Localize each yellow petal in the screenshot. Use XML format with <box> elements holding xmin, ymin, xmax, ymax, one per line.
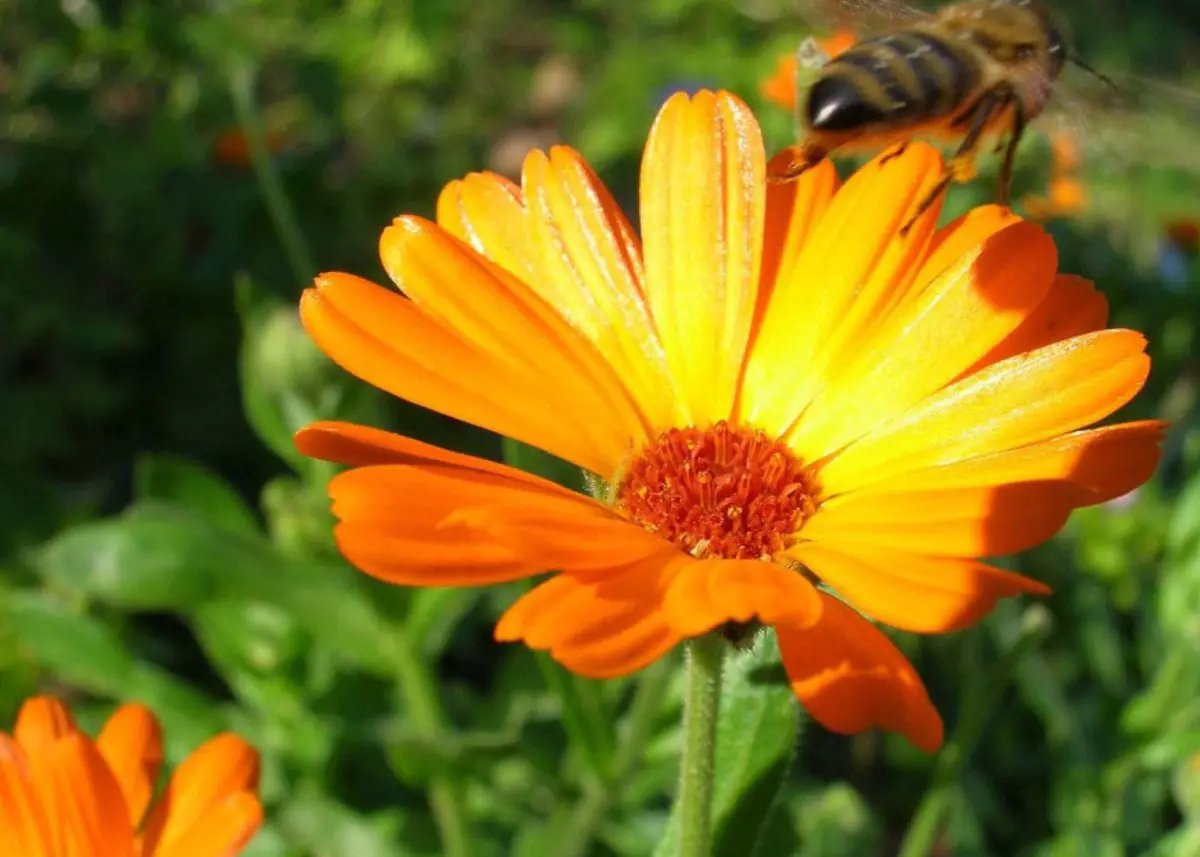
<box><xmin>741</xmin><ymin>143</ymin><xmax>946</xmax><ymax>436</ymax></box>
<box><xmin>790</xmin><ymin>221</ymin><xmax>1058</xmax><ymax>461</ymax></box>
<box><xmin>640</xmin><ymin>90</ymin><xmax>766</xmax><ymax>424</ymax></box>
<box><xmin>818</xmin><ymin>329</ymin><xmax>1151</xmax><ymax>494</ymax></box>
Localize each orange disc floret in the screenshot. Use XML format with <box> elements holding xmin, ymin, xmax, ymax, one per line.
<box><xmin>616</xmin><ymin>421</ymin><xmax>819</xmax><ymax>560</ymax></box>
<box><xmin>0</xmin><ymin>695</ymin><xmax>262</xmax><ymax>857</ymax></box>
<box><xmin>295</xmin><ymin>89</ymin><xmax>1163</xmax><ymax>753</ymax></box>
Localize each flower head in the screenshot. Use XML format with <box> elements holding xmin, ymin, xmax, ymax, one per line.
<box><xmin>1021</xmin><ymin>128</ymin><xmax>1086</xmax><ymax>221</ymax></box>
<box><xmin>0</xmin><ymin>696</ymin><xmax>262</xmax><ymax>856</ymax></box>
<box><xmin>1165</xmin><ymin>218</ymin><xmax>1200</xmax><ymax>253</ymax></box>
<box><xmin>296</xmin><ymin>90</ymin><xmax>1162</xmax><ymax>752</ymax></box>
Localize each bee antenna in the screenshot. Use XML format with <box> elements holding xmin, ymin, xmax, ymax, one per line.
<box><xmin>1070</xmin><ymin>56</ymin><xmax>1120</xmax><ymax>93</ymax></box>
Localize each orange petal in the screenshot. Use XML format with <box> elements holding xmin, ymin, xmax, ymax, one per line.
<box><xmin>295</xmin><ymin>421</ymin><xmax>585</xmax><ymax>499</ymax></box>
<box><xmin>141</xmin><ymin>733</ymin><xmax>259</xmax><ymax>857</ymax></box>
<box><xmin>800</xmin><ymin>481</ymin><xmax>1084</xmax><ymax>556</ymax></box>
<box><xmin>964</xmin><ymin>274</ymin><xmax>1109</xmax><ymax>375</ymax></box>
<box><xmin>0</xmin><ymin>736</ymin><xmax>54</xmax><ymax>857</ymax></box>
<box><xmin>776</xmin><ymin>595</ymin><xmax>943</xmax><ymax>752</ymax></box>
<box><xmin>790</xmin><ymin>221</ymin><xmax>1058</xmax><ymax>461</ymax></box>
<box><xmin>660</xmin><ymin>559</ymin><xmax>823</xmax><ymax>637</ymax></box>
<box><xmin>849</xmin><ymin>420</ymin><xmax>1166</xmax><ymax>506</ymax></box>
<box><xmin>39</xmin><ymin>732</ymin><xmax>134</xmax><ymax>857</ymax></box>
<box><xmin>152</xmin><ymin>792</ymin><xmax>262</xmax><ymax>857</ymax></box>
<box><xmin>520</xmin><ymin>148</ymin><xmax>675</xmax><ymax>427</ymax></box>
<box><xmin>741</xmin><ymin>143</ymin><xmax>946</xmax><ymax>437</ymax></box>
<box><xmin>436</xmin><ymin>171</ymin><xmax>535</xmax><ymax>283</ymax></box>
<box><xmin>753</xmin><ymin>151</ymin><xmax>839</xmax><ymax>351</ymax></box>
<box><xmin>326</xmin><ymin>458</ymin><xmax>670</xmax><ymax>585</ymax></box>
<box><xmin>301</xmin><ymin>273</ymin><xmax>623</xmax><ymax>475</ymax></box>
<box><xmin>792</xmin><ymin>542</ymin><xmax>1047</xmax><ymax>633</ymax></box>
<box><xmin>496</xmin><ymin>553</ymin><xmax>688</xmax><ymax>678</ymax></box>
<box><xmin>907</xmin><ymin>204</ymin><xmax>1021</xmax><ymax>302</ymax></box>
<box><xmin>379</xmin><ymin>216</ymin><xmax>651</xmax><ymax>456</ymax></box>
<box><xmin>14</xmin><ymin>696</ymin><xmax>77</xmax><ymax>754</ymax></box>
<box><xmin>640</xmin><ymin>90</ymin><xmax>766</xmax><ymax>424</ymax></box>
<box><xmin>819</xmin><ymin>329</ymin><xmax>1151</xmax><ymax>494</ymax></box>
<box><xmin>436</xmin><ymin>156</ymin><xmax>674</xmax><ymax>430</ymax></box>
<box><xmin>96</xmin><ymin>703</ymin><xmax>163</xmax><ymax>828</ymax></box>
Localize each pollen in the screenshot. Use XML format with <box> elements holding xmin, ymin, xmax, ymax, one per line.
<box><xmin>615</xmin><ymin>421</ymin><xmax>819</xmax><ymax>560</ymax></box>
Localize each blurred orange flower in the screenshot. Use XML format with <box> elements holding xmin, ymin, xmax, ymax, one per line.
<box><xmin>1022</xmin><ymin>174</ymin><xmax>1088</xmax><ymax>221</ymax></box>
<box><xmin>212</xmin><ymin>126</ymin><xmax>289</xmax><ymax>168</ymax></box>
<box><xmin>0</xmin><ymin>695</ymin><xmax>262</xmax><ymax>856</ymax></box>
<box><xmin>296</xmin><ymin>90</ymin><xmax>1162</xmax><ymax>752</ymax></box>
<box><xmin>1165</xmin><ymin>218</ymin><xmax>1200</xmax><ymax>252</ymax></box>
<box><xmin>761</xmin><ymin>30</ymin><xmax>857</xmax><ymax>111</ymax></box>
<box><xmin>1021</xmin><ymin>129</ymin><xmax>1087</xmax><ymax>221</ymax></box>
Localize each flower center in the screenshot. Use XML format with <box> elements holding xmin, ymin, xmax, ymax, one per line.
<box><xmin>615</xmin><ymin>420</ymin><xmax>819</xmax><ymax>560</ymax></box>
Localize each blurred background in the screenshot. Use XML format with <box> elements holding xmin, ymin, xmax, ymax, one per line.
<box><xmin>2</xmin><ymin>0</ymin><xmax>1200</xmax><ymax>854</ymax></box>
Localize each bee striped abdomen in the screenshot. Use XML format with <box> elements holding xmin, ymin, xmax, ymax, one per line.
<box><xmin>805</xmin><ymin>31</ymin><xmax>981</xmax><ymax>133</ymax></box>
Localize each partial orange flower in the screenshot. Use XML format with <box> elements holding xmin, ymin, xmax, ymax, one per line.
<box><xmin>1165</xmin><ymin>218</ymin><xmax>1200</xmax><ymax>253</ymax></box>
<box><xmin>1022</xmin><ymin>174</ymin><xmax>1088</xmax><ymax>221</ymax></box>
<box><xmin>296</xmin><ymin>90</ymin><xmax>1162</xmax><ymax>752</ymax></box>
<box><xmin>761</xmin><ymin>30</ymin><xmax>857</xmax><ymax>111</ymax></box>
<box><xmin>0</xmin><ymin>695</ymin><xmax>262</xmax><ymax>856</ymax></box>
<box><xmin>212</xmin><ymin>126</ymin><xmax>289</xmax><ymax>168</ymax></box>
<box><xmin>1022</xmin><ymin>129</ymin><xmax>1087</xmax><ymax>221</ymax></box>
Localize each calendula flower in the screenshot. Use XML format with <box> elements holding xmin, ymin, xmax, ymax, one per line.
<box><xmin>212</xmin><ymin>126</ymin><xmax>289</xmax><ymax>168</ymax></box>
<box><xmin>0</xmin><ymin>695</ymin><xmax>262</xmax><ymax>856</ymax></box>
<box><xmin>761</xmin><ymin>30</ymin><xmax>857</xmax><ymax>111</ymax></box>
<box><xmin>1022</xmin><ymin>174</ymin><xmax>1088</xmax><ymax>221</ymax></box>
<box><xmin>1164</xmin><ymin>218</ymin><xmax>1200</xmax><ymax>253</ymax></box>
<box><xmin>1021</xmin><ymin>128</ymin><xmax>1087</xmax><ymax>221</ymax></box>
<box><xmin>296</xmin><ymin>90</ymin><xmax>1162</xmax><ymax>751</ymax></box>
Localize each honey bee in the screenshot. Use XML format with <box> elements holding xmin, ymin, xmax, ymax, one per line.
<box><xmin>773</xmin><ymin>0</ymin><xmax>1117</xmax><ymax>234</ymax></box>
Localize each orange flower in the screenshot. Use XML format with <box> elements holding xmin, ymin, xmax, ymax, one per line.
<box><xmin>1048</xmin><ymin>129</ymin><xmax>1082</xmax><ymax>173</ymax></box>
<box><xmin>1022</xmin><ymin>175</ymin><xmax>1088</xmax><ymax>221</ymax></box>
<box><xmin>212</xmin><ymin>126</ymin><xmax>289</xmax><ymax>168</ymax></box>
<box><xmin>1165</xmin><ymin>218</ymin><xmax>1200</xmax><ymax>252</ymax></box>
<box><xmin>296</xmin><ymin>90</ymin><xmax>1162</xmax><ymax>752</ymax></box>
<box><xmin>0</xmin><ymin>695</ymin><xmax>262</xmax><ymax>856</ymax></box>
<box><xmin>761</xmin><ymin>30</ymin><xmax>857</xmax><ymax>111</ymax></box>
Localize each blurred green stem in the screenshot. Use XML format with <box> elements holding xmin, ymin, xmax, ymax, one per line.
<box><xmin>388</xmin><ymin>629</ymin><xmax>474</xmax><ymax>857</ymax></box>
<box><xmin>227</xmin><ymin>60</ymin><xmax>316</xmax><ymax>288</ymax></box>
<box><xmin>552</xmin><ymin>659</ymin><xmax>672</xmax><ymax>857</ymax></box>
<box><xmin>678</xmin><ymin>635</ymin><xmax>725</xmax><ymax>857</ymax></box>
<box><xmin>898</xmin><ymin>606</ymin><xmax>1051</xmax><ymax>857</ymax></box>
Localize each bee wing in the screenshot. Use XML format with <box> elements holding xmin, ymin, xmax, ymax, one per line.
<box><xmin>793</xmin><ymin>0</ymin><xmax>932</xmax><ymax>32</ymax></box>
<box><xmin>1042</xmin><ymin>69</ymin><xmax>1200</xmax><ymax>178</ymax></box>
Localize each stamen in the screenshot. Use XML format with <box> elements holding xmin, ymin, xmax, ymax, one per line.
<box><xmin>616</xmin><ymin>421</ymin><xmax>819</xmax><ymax>561</ymax></box>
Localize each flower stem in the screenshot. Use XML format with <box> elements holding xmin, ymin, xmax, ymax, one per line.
<box><xmin>678</xmin><ymin>634</ymin><xmax>725</xmax><ymax>857</ymax></box>
<box><xmin>898</xmin><ymin>604</ymin><xmax>1051</xmax><ymax>857</ymax></box>
<box><xmin>387</xmin><ymin>628</ymin><xmax>474</xmax><ymax>857</ymax></box>
<box><xmin>226</xmin><ymin>60</ymin><xmax>316</xmax><ymax>288</ymax></box>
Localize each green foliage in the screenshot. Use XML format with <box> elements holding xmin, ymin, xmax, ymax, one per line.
<box><xmin>2</xmin><ymin>0</ymin><xmax>1200</xmax><ymax>854</ymax></box>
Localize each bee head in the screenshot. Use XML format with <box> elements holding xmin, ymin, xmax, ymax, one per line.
<box><xmin>1045</xmin><ymin>22</ymin><xmax>1067</xmax><ymax>79</ymax></box>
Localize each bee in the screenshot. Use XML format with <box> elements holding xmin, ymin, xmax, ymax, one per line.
<box><xmin>773</xmin><ymin>0</ymin><xmax>1117</xmax><ymax>234</ymax></box>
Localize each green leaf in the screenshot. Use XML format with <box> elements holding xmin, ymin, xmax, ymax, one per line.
<box><xmin>654</xmin><ymin>631</ymin><xmax>801</xmax><ymax>857</ymax></box>
<box><xmin>32</xmin><ymin>502</ymin><xmax>267</xmax><ymax>610</ymax></box>
<box><xmin>4</xmin><ymin>591</ymin><xmax>136</xmax><ymax>690</ymax></box>
<box><xmin>791</xmin><ymin>783</ymin><xmax>881</xmax><ymax>857</ymax></box>
<box><xmin>135</xmin><ymin>453</ymin><xmax>260</xmax><ymax>536</ymax></box>
<box><xmin>3</xmin><ymin>591</ymin><xmax>224</xmax><ymax>754</ymax></box>
<box><xmin>408</xmin><ymin>587</ymin><xmax>484</xmax><ymax>659</ymax></box>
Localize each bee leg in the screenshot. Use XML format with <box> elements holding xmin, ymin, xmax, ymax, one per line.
<box><xmin>767</xmin><ymin>142</ymin><xmax>827</xmax><ymax>184</ymax></box>
<box><xmin>996</xmin><ymin>103</ymin><xmax>1027</xmax><ymax>207</ymax></box>
<box><xmin>879</xmin><ymin>142</ymin><xmax>910</xmax><ymax>165</ymax></box>
<box><xmin>900</xmin><ymin>86</ymin><xmax>1015</xmax><ymax>237</ymax></box>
